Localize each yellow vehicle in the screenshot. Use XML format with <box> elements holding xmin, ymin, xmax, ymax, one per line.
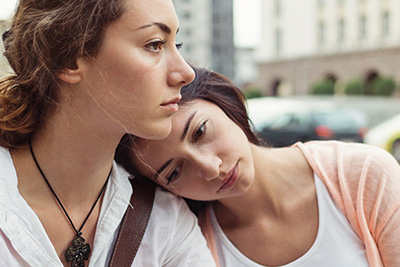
<box><xmin>364</xmin><ymin>114</ymin><xmax>400</xmax><ymax>162</ymax></box>
<box><xmin>386</xmin><ymin>131</ymin><xmax>400</xmax><ymax>162</ymax></box>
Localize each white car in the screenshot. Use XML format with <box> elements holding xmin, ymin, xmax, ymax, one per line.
<box><xmin>364</xmin><ymin>114</ymin><xmax>400</xmax><ymax>162</ymax></box>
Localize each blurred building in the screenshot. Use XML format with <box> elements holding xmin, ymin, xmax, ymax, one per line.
<box><xmin>255</xmin><ymin>0</ymin><xmax>400</xmax><ymax>96</ymax></box>
<box><xmin>235</xmin><ymin>47</ymin><xmax>258</xmax><ymax>88</ymax></box>
<box><xmin>173</xmin><ymin>0</ymin><xmax>235</xmax><ymax>81</ymax></box>
<box><xmin>0</xmin><ymin>20</ymin><xmax>12</xmax><ymax>78</ymax></box>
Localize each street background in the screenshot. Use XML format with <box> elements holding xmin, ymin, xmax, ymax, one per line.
<box><xmin>1</xmin><ymin>0</ymin><xmax>399</xmax><ymax>161</ymax></box>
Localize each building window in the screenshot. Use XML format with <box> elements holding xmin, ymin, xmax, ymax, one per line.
<box><xmin>360</xmin><ymin>15</ymin><xmax>367</xmax><ymax>39</ymax></box>
<box><xmin>185</xmin><ymin>44</ymin><xmax>192</xmax><ymax>53</ymax></box>
<box><xmin>213</xmin><ymin>28</ymin><xmax>220</xmax><ymax>39</ymax></box>
<box><xmin>183</xmin><ymin>12</ymin><xmax>191</xmax><ymax>20</ymax></box>
<box><xmin>318</xmin><ymin>21</ymin><xmax>326</xmax><ymax>45</ymax></box>
<box><xmin>275</xmin><ymin>28</ymin><xmax>282</xmax><ymax>54</ymax></box>
<box><xmin>212</xmin><ymin>45</ymin><xmax>220</xmax><ymax>54</ymax></box>
<box><xmin>213</xmin><ymin>14</ymin><xmax>220</xmax><ymax>24</ymax></box>
<box><xmin>275</xmin><ymin>0</ymin><xmax>282</xmax><ymax>16</ymax></box>
<box><xmin>382</xmin><ymin>12</ymin><xmax>390</xmax><ymax>37</ymax></box>
<box><xmin>338</xmin><ymin>18</ymin><xmax>345</xmax><ymax>42</ymax></box>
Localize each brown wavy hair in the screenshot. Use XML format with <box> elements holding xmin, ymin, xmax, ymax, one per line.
<box><xmin>0</xmin><ymin>0</ymin><xmax>125</xmax><ymax>149</ymax></box>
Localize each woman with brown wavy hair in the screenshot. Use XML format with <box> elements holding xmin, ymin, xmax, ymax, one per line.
<box><xmin>0</xmin><ymin>1</ymin><xmax>216</xmax><ymax>266</ymax></box>
<box><xmin>119</xmin><ymin>67</ymin><xmax>400</xmax><ymax>267</ymax></box>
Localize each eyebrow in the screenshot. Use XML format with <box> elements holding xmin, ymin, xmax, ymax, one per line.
<box><xmin>136</xmin><ymin>22</ymin><xmax>174</xmax><ymax>34</ymax></box>
<box><xmin>154</xmin><ymin>159</ymin><xmax>173</xmax><ymax>180</ymax></box>
<box><xmin>181</xmin><ymin>111</ymin><xmax>197</xmax><ymax>141</ymax></box>
<box><xmin>153</xmin><ymin>110</ymin><xmax>198</xmax><ymax>180</ymax></box>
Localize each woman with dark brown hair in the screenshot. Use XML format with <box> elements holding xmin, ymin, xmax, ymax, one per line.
<box><xmin>118</xmin><ymin>67</ymin><xmax>400</xmax><ymax>267</ymax></box>
<box><xmin>0</xmin><ymin>1</ymin><xmax>216</xmax><ymax>266</ymax></box>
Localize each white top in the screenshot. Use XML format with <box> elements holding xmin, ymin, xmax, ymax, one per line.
<box><xmin>0</xmin><ymin>147</ymin><xmax>216</xmax><ymax>267</ymax></box>
<box><xmin>210</xmin><ymin>174</ymin><xmax>369</xmax><ymax>267</ymax></box>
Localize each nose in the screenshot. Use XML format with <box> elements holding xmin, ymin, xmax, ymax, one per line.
<box><xmin>190</xmin><ymin>151</ymin><xmax>222</xmax><ymax>181</ymax></box>
<box><xmin>167</xmin><ymin>47</ymin><xmax>195</xmax><ymax>87</ymax></box>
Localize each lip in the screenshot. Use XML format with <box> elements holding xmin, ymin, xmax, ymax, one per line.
<box><xmin>218</xmin><ymin>162</ymin><xmax>239</xmax><ymax>191</ymax></box>
<box><xmin>160</xmin><ymin>96</ymin><xmax>181</xmax><ymax>113</ymax></box>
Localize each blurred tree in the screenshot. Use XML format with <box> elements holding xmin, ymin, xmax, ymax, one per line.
<box><xmin>364</xmin><ymin>71</ymin><xmax>379</xmax><ymax>95</ymax></box>
<box><xmin>344</xmin><ymin>79</ymin><xmax>364</xmax><ymax>95</ymax></box>
<box><xmin>372</xmin><ymin>76</ymin><xmax>396</xmax><ymax>96</ymax></box>
<box><xmin>244</xmin><ymin>88</ymin><xmax>263</xmax><ymax>99</ymax></box>
<box><xmin>310</xmin><ymin>80</ymin><xmax>334</xmax><ymax>95</ymax></box>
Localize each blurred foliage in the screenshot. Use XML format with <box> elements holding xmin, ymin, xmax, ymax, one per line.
<box><xmin>244</xmin><ymin>88</ymin><xmax>263</xmax><ymax>99</ymax></box>
<box><xmin>343</xmin><ymin>76</ymin><xmax>396</xmax><ymax>97</ymax></box>
<box><xmin>373</xmin><ymin>77</ymin><xmax>396</xmax><ymax>96</ymax></box>
<box><xmin>344</xmin><ymin>79</ymin><xmax>364</xmax><ymax>95</ymax></box>
<box><xmin>310</xmin><ymin>80</ymin><xmax>335</xmax><ymax>95</ymax></box>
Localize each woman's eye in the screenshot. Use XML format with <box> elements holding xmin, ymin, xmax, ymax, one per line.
<box><xmin>146</xmin><ymin>40</ymin><xmax>167</xmax><ymax>52</ymax></box>
<box><xmin>167</xmin><ymin>164</ymin><xmax>182</xmax><ymax>185</ymax></box>
<box><xmin>193</xmin><ymin>120</ymin><xmax>208</xmax><ymax>143</ymax></box>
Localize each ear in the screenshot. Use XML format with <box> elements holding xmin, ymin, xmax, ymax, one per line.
<box><xmin>58</xmin><ymin>58</ymin><xmax>87</xmax><ymax>84</ymax></box>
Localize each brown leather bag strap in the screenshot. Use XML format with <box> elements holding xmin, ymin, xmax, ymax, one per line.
<box><xmin>108</xmin><ymin>177</ymin><xmax>156</xmax><ymax>267</ymax></box>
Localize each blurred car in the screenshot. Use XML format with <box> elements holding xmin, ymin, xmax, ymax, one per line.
<box><xmin>255</xmin><ymin>107</ymin><xmax>368</xmax><ymax>147</ymax></box>
<box><xmin>247</xmin><ymin>95</ymin><xmax>400</xmax><ymax>129</ymax></box>
<box><xmin>364</xmin><ymin>114</ymin><xmax>400</xmax><ymax>162</ymax></box>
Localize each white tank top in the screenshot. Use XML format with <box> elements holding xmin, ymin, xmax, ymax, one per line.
<box><xmin>209</xmin><ymin>173</ymin><xmax>370</xmax><ymax>267</ymax></box>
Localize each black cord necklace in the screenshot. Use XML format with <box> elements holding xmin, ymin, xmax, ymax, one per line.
<box><xmin>29</xmin><ymin>141</ymin><xmax>111</xmax><ymax>267</ymax></box>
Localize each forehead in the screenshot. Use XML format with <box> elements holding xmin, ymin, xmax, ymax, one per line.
<box><xmin>122</xmin><ymin>0</ymin><xmax>178</xmax><ymax>27</ymax></box>
<box><xmin>170</xmin><ymin>99</ymin><xmax>217</xmax><ymax>129</ymax></box>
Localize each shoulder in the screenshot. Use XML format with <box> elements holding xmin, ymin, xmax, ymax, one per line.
<box><xmin>0</xmin><ymin>147</ymin><xmax>12</xmax><ymax>166</ymax></box>
<box><xmin>137</xmin><ymin>188</ymin><xmax>216</xmax><ymax>266</ymax></box>
<box><xmin>148</xmin><ymin>187</ymin><xmax>204</xmax><ymax>240</ymax></box>
<box><xmin>296</xmin><ymin>141</ymin><xmax>400</xmax><ymax>232</ymax></box>
<box><xmin>152</xmin><ymin>187</ymin><xmax>195</xmax><ymax>223</ymax></box>
<box><xmin>295</xmin><ymin>140</ymin><xmax>399</xmax><ymax>175</ymax></box>
<box><xmin>0</xmin><ymin>147</ymin><xmax>17</xmax><ymax>195</ymax></box>
<box><xmin>295</xmin><ymin>140</ymin><xmax>400</xmax><ymax>193</ymax></box>
<box><xmin>295</xmin><ymin>140</ymin><xmax>383</xmax><ymax>157</ymax></box>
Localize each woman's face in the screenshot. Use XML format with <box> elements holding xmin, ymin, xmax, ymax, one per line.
<box><xmin>133</xmin><ymin>99</ymin><xmax>256</xmax><ymax>201</ymax></box>
<box><xmin>79</xmin><ymin>0</ymin><xmax>195</xmax><ymax>140</ymax></box>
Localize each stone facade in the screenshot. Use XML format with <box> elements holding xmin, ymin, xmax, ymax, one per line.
<box><xmin>254</xmin><ymin>0</ymin><xmax>400</xmax><ymax>97</ymax></box>
<box><xmin>257</xmin><ymin>47</ymin><xmax>400</xmax><ymax>96</ymax></box>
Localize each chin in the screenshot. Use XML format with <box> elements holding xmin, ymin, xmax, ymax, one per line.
<box><xmin>146</xmin><ymin>124</ymin><xmax>172</xmax><ymax>140</ymax></box>
<box><xmin>124</xmin><ymin>118</ymin><xmax>172</xmax><ymax>140</ymax></box>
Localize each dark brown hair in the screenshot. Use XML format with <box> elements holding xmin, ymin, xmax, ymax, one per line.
<box><xmin>0</xmin><ymin>0</ymin><xmax>125</xmax><ymax>148</ymax></box>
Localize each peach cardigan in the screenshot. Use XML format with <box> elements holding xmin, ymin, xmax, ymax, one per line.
<box><xmin>199</xmin><ymin>141</ymin><xmax>400</xmax><ymax>267</ymax></box>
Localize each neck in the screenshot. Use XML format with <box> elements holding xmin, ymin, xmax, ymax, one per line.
<box><xmin>20</xmin><ymin>101</ymin><xmax>123</xmax><ymax>207</ymax></box>
<box><xmin>215</xmin><ymin>145</ymin><xmax>312</xmax><ymax>226</ymax></box>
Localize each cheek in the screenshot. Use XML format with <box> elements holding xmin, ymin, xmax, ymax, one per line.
<box><xmin>99</xmin><ymin>59</ymin><xmax>142</xmax><ymax>90</ymax></box>
<box><xmin>98</xmin><ymin>64</ymin><xmax>165</xmax><ymax>124</ymax></box>
<box><xmin>96</xmin><ymin>43</ymin><xmax>159</xmax><ymax>89</ymax></box>
<box><xmin>174</xmin><ymin>176</ymin><xmax>215</xmax><ymax>201</ymax></box>
<box><xmin>215</xmin><ymin>122</ymin><xmax>248</xmax><ymax>152</ymax></box>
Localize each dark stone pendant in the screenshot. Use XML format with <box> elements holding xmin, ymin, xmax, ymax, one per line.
<box><xmin>65</xmin><ymin>236</ymin><xmax>91</xmax><ymax>267</ymax></box>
